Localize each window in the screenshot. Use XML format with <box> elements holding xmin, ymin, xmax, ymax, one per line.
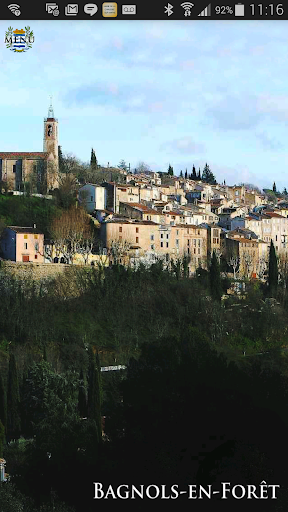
<box><xmin>187</xmin><ymin>239</ymin><xmax>190</xmax><ymax>246</ymax></box>
<box><xmin>136</xmin><ymin>237</ymin><xmax>139</xmax><ymax>243</ymax></box>
<box><xmin>24</xmin><ymin>234</ymin><xmax>28</xmax><ymax>239</ymax></box>
<box><xmin>151</xmin><ymin>244</ymin><xmax>155</xmax><ymax>250</ymax></box>
<box><xmin>176</xmin><ymin>230</ymin><xmax>179</xmax><ymax>236</ymax></box>
<box><xmin>91</xmin><ymin>196</ymin><xmax>93</xmax><ymax>202</ymax></box>
<box><xmin>166</xmin><ymin>234</ymin><xmax>169</xmax><ymax>239</ymax></box>
<box><xmin>193</xmin><ymin>239</ymin><xmax>196</xmax><ymax>247</ymax></box>
<box><xmin>24</xmin><ymin>243</ymin><xmax>28</xmax><ymax>250</ymax></box>
<box><xmin>194</xmin><ymin>248</ymin><xmax>196</xmax><ymax>254</ymax></box>
<box><xmin>119</xmin><ymin>226</ymin><xmax>122</xmax><ymax>232</ymax></box>
<box><xmin>276</xmin><ymin>235</ymin><xmax>277</xmax><ymax>241</ymax></box>
<box><xmin>198</xmin><ymin>239</ymin><xmax>201</xmax><ymax>247</ymax></box>
<box><xmin>119</xmin><ymin>236</ymin><xmax>122</xmax><ymax>240</ymax></box>
<box><xmin>161</xmin><ymin>242</ymin><xmax>163</xmax><ymax>248</ymax></box>
<box><xmin>176</xmin><ymin>239</ymin><xmax>179</xmax><ymax>246</ymax></box>
<box><xmin>198</xmin><ymin>248</ymin><xmax>200</xmax><ymax>254</ymax></box>
<box><xmin>187</xmin><ymin>247</ymin><xmax>190</xmax><ymax>254</ymax></box>
<box><xmin>35</xmin><ymin>243</ymin><xmax>39</xmax><ymax>251</ymax></box>
<box><xmin>161</xmin><ymin>233</ymin><xmax>163</xmax><ymax>238</ymax></box>
<box><xmin>13</xmin><ymin>165</ymin><xmax>16</xmax><ymax>173</ymax></box>
<box><xmin>198</xmin><ymin>230</ymin><xmax>200</xmax><ymax>235</ymax></box>
<box><xmin>35</xmin><ymin>254</ymin><xmax>37</xmax><ymax>259</ymax></box>
<box><xmin>136</xmin><ymin>227</ymin><xmax>139</xmax><ymax>233</ymax></box>
<box><xmin>34</xmin><ymin>234</ymin><xmax>38</xmax><ymax>239</ymax></box>
<box><xmin>151</xmin><ymin>234</ymin><xmax>154</xmax><ymax>241</ymax></box>
<box><xmin>166</xmin><ymin>242</ymin><xmax>169</xmax><ymax>248</ymax></box>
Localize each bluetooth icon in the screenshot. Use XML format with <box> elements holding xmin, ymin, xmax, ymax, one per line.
<box><xmin>164</xmin><ymin>3</ymin><xmax>173</xmax><ymax>16</ymax></box>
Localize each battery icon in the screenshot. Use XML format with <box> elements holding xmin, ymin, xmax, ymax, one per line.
<box><xmin>235</xmin><ymin>3</ymin><xmax>244</xmax><ymax>15</ymax></box>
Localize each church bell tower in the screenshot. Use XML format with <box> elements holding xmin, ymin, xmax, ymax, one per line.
<box><xmin>43</xmin><ymin>97</ymin><xmax>58</xmax><ymax>159</ymax></box>
<box><xmin>43</xmin><ymin>97</ymin><xmax>59</xmax><ymax>189</ymax></box>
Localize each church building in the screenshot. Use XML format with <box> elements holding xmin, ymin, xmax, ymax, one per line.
<box><xmin>0</xmin><ymin>101</ymin><xmax>59</xmax><ymax>193</ymax></box>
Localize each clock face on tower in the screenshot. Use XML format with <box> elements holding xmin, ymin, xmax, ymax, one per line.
<box><xmin>47</xmin><ymin>125</ymin><xmax>53</xmax><ymax>137</ymax></box>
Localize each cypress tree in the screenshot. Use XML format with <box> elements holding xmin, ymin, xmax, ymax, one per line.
<box><xmin>273</xmin><ymin>182</ymin><xmax>277</xmax><ymax>193</ymax></box>
<box><xmin>90</xmin><ymin>148</ymin><xmax>97</xmax><ymax>169</ymax></box>
<box><xmin>180</xmin><ymin>170</ymin><xmax>183</xmax><ymax>178</ymax></box>
<box><xmin>198</xmin><ymin>168</ymin><xmax>201</xmax><ymax>180</ymax></box>
<box><xmin>7</xmin><ymin>354</ymin><xmax>21</xmax><ymax>441</ymax></box>
<box><xmin>58</xmin><ymin>145</ymin><xmax>65</xmax><ymax>173</ymax></box>
<box><xmin>0</xmin><ymin>373</ymin><xmax>7</xmax><ymax>433</ymax></box>
<box><xmin>87</xmin><ymin>347</ymin><xmax>102</xmax><ymax>441</ymax></box>
<box><xmin>185</xmin><ymin>169</ymin><xmax>188</xmax><ymax>179</ymax></box>
<box><xmin>95</xmin><ymin>351</ymin><xmax>102</xmax><ymax>437</ymax></box>
<box><xmin>192</xmin><ymin>165</ymin><xmax>197</xmax><ymax>179</ymax></box>
<box><xmin>209</xmin><ymin>250</ymin><xmax>222</xmax><ymax>302</ymax></box>
<box><xmin>78</xmin><ymin>369</ymin><xmax>87</xmax><ymax>418</ymax></box>
<box><xmin>268</xmin><ymin>240</ymin><xmax>278</xmax><ymax>297</ymax></box>
<box><xmin>0</xmin><ymin>420</ymin><xmax>4</xmax><ymax>458</ymax></box>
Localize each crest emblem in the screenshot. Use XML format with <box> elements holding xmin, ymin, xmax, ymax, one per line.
<box><xmin>5</xmin><ymin>26</ymin><xmax>34</xmax><ymax>52</ymax></box>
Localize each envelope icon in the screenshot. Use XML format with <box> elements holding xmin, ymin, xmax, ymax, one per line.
<box><xmin>65</xmin><ymin>4</ymin><xmax>78</xmax><ymax>15</ymax></box>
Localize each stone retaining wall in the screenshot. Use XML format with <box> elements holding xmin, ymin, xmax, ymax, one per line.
<box><xmin>0</xmin><ymin>260</ymin><xmax>80</xmax><ymax>280</ymax></box>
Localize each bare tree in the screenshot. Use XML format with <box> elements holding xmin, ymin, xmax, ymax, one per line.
<box><xmin>50</xmin><ymin>206</ymin><xmax>94</xmax><ymax>264</ymax></box>
<box><xmin>229</xmin><ymin>255</ymin><xmax>240</xmax><ymax>280</ymax></box>
<box><xmin>135</xmin><ymin>161</ymin><xmax>151</xmax><ymax>174</ymax></box>
<box><xmin>257</xmin><ymin>256</ymin><xmax>267</xmax><ymax>280</ymax></box>
<box><xmin>241</xmin><ymin>251</ymin><xmax>254</xmax><ymax>279</ymax></box>
<box><xmin>108</xmin><ymin>238</ymin><xmax>132</xmax><ymax>266</ymax></box>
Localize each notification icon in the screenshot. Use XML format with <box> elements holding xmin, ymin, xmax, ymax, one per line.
<box><xmin>84</xmin><ymin>3</ymin><xmax>98</xmax><ymax>15</ymax></box>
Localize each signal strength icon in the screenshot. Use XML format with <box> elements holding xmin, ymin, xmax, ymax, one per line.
<box><xmin>7</xmin><ymin>4</ymin><xmax>21</xmax><ymax>16</ymax></box>
<box><xmin>198</xmin><ymin>3</ymin><xmax>211</xmax><ymax>16</ymax></box>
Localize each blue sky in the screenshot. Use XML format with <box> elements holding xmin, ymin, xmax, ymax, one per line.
<box><xmin>1</xmin><ymin>19</ymin><xmax>288</xmax><ymax>190</ymax></box>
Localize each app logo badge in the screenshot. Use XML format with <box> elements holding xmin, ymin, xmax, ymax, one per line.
<box><xmin>102</xmin><ymin>2</ymin><xmax>117</xmax><ymax>17</ymax></box>
<box><xmin>5</xmin><ymin>26</ymin><xmax>34</xmax><ymax>52</ymax></box>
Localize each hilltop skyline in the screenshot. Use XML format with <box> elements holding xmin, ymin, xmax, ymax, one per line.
<box><xmin>1</xmin><ymin>20</ymin><xmax>288</xmax><ymax>190</ymax></box>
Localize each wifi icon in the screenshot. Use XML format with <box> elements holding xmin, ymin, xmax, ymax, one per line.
<box><xmin>8</xmin><ymin>4</ymin><xmax>21</xmax><ymax>16</ymax></box>
<box><xmin>181</xmin><ymin>2</ymin><xmax>194</xmax><ymax>16</ymax></box>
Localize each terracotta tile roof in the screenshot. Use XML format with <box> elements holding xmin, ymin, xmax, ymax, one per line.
<box><xmin>7</xmin><ymin>226</ymin><xmax>43</xmax><ymax>234</ymax></box>
<box><xmin>106</xmin><ymin>219</ymin><xmax>159</xmax><ymax>226</ymax></box>
<box><xmin>0</xmin><ymin>152</ymin><xmax>48</xmax><ymax>159</ymax></box>
<box><xmin>264</xmin><ymin>212</ymin><xmax>285</xmax><ymax>219</ymax></box>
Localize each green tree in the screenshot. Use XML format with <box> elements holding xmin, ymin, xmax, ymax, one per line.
<box><xmin>0</xmin><ymin>373</ymin><xmax>7</xmax><ymax>433</ymax></box>
<box><xmin>273</xmin><ymin>182</ymin><xmax>277</xmax><ymax>193</ymax></box>
<box><xmin>167</xmin><ymin>164</ymin><xmax>174</xmax><ymax>176</ymax></box>
<box><xmin>90</xmin><ymin>148</ymin><xmax>97</xmax><ymax>169</ymax></box>
<box><xmin>197</xmin><ymin>168</ymin><xmax>201</xmax><ymax>180</ymax></box>
<box><xmin>77</xmin><ymin>369</ymin><xmax>87</xmax><ymax>418</ymax></box>
<box><xmin>58</xmin><ymin>145</ymin><xmax>65</xmax><ymax>174</ymax></box>
<box><xmin>185</xmin><ymin>169</ymin><xmax>188</xmax><ymax>179</ymax></box>
<box><xmin>0</xmin><ymin>420</ymin><xmax>4</xmax><ymax>458</ymax></box>
<box><xmin>192</xmin><ymin>165</ymin><xmax>197</xmax><ymax>180</ymax></box>
<box><xmin>209</xmin><ymin>250</ymin><xmax>222</xmax><ymax>302</ymax></box>
<box><xmin>202</xmin><ymin>163</ymin><xmax>216</xmax><ymax>184</ymax></box>
<box><xmin>283</xmin><ymin>187</ymin><xmax>288</xmax><ymax>196</ymax></box>
<box><xmin>180</xmin><ymin>170</ymin><xmax>183</xmax><ymax>178</ymax></box>
<box><xmin>7</xmin><ymin>354</ymin><xmax>21</xmax><ymax>441</ymax></box>
<box><xmin>87</xmin><ymin>347</ymin><xmax>102</xmax><ymax>441</ymax></box>
<box><xmin>118</xmin><ymin>160</ymin><xmax>128</xmax><ymax>171</ymax></box>
<box><xmin>268</xmin><ymin>240</ymin><xmax>278</xmax><ymax>297</ymax></box>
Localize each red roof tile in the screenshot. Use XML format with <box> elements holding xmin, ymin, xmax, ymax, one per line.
<box><xmin>0</xmin><ymin>152</ymin><xmax>48</xmax><ymax>159</ymax></box>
